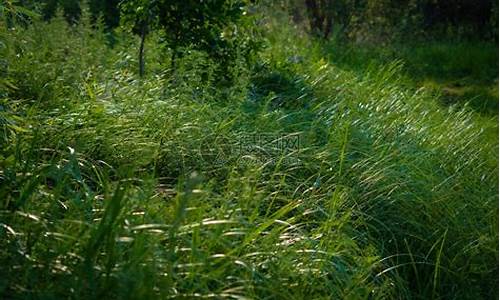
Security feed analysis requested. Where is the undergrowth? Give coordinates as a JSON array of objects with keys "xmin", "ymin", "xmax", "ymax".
[{"xmin": 0, "ymin": 12, "xmax": 498, "ymax": 300}]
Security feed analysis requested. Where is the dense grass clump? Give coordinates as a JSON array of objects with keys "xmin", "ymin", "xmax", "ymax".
[{"xmin": 0, "ymin": 12, "xmax": 498, "ymax": 300}]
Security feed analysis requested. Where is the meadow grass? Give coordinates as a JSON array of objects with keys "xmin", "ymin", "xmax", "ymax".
[
  {"xmin": 324, "ymin": 36, "xmax": 499, "ymax": 115},
  {"xmin": 0, "ymin": 14, "xmax": 498, "ymax": 299}
]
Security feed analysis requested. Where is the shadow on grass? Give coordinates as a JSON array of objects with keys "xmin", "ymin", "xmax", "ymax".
[{"xmin": 248, "ymin": 63, "xmax": 314, "ymax": 110}]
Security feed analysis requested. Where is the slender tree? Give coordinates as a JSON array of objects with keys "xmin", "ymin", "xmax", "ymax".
[
  {"xmin": 120, "ymin": 0, "xmax": 252, "ymax": 77},
  {"xmin": 120, "ymin": 0, "xmax": 157, "ymax": 77}
]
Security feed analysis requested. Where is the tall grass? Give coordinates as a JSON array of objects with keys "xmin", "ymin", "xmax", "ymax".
[{"xmin": 0, "ymin": 11, "xmax": 498, "ymax": 300}]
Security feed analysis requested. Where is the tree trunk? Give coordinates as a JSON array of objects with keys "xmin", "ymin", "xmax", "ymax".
[
  {"xmin": 171, "ymin": 49, "xmax": 177, "ymax": 70},
  {"xmin": 139, "ymin": 23, "xmax": 147, "ymax": 77},
  {"xmin": 305, "ymin": 0, "xmax": 321, "ymax": 35},
  {"xmin": 305, "ymin": 0, "xmax": 332, "ymax": 38},
  {"xmin": 323, "ymin": 0, "xmax": 334, "ymax": 39}
]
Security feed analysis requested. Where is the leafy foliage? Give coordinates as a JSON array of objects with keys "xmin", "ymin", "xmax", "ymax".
[
  {"xmin": 88, "ymin": 0, "xmax": 121, "ymax": 30},
  {"xmin": 40, "ymin": 0, "xmax": 81, "ymax": 24},
  {"xmin": 120, "ymin": 0, "xmax": 261, "ymax": 79}
]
